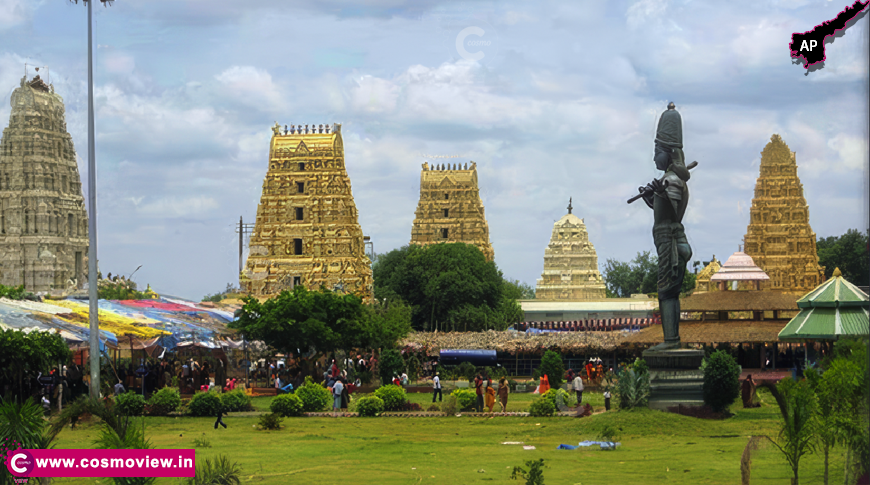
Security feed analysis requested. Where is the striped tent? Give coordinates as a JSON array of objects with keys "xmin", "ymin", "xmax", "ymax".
[{"xmin": 779, "ymin": 267, "xmax": 869, "ymax": 340}]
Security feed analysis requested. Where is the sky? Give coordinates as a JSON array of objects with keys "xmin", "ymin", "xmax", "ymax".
[{"xmin": 0, "ymin": 0, "xmax": 867, "ymax": 301}]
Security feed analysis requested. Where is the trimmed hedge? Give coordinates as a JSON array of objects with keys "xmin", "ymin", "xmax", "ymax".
[
  {"xmin": 373, "ymin": 385, "xmax": 406, "ymax": 411},
  {"xmin": 450, "ymin": 389, "xmax": 476, "ymax": 411},
  {"xmin": 703, "ymin": 350, "xmax": 741, "ymax": 413},
  {"xmin": 270, "ymin": 394, "xmax": 304, "ymax": 417},
  {"xmin": 296, "ymin": 382, "xmax": 331, "ymax": 412},
  {"xmin": 147, "ymin": 387, "xmax": 182, "ymax": 416},
  {"xmin": 115, "ymin": 391, "xmax": 145, "ymax": 416},
  {"xmin": 529, "ymin": 397, "xmax": 556, "ymax": 417},
  {"xmin": 355, "ymin": 396, "xmax": 385, "ymax": 417},
  {"xmin": 188, "ymin": 390, "xmax": 223, "ymax": 417},
  {"xmin": 220, "ymin": 389, "xmax": 253, "ymax": 412}
]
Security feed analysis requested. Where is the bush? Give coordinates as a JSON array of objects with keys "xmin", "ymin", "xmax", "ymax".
[
  {"xmin": 115, "ymin": 391, "xmax": 145, "ymax": 416},
  {"xmin": 374, "ymin": 384, "xmax": 407, "ymax": 411},
  {"xmin": 355, "ymin": 396, "xmax": 385, "ymax": 417},
  {"xmin": 257, "ymin": 413, "xmax": 283, "ymax": 430},
  {"xmin": 540, "ymin": 388, "xmax": 575, "ymax": 409},
  {"xmin": 220, "ymin": 389, "xmax": 253, "ymax": 412},
  {"xmin": 185, "ymin": 455, "xmax": 242, "ymax": 485},
  {"xmin": 441, "ymin": 395, "xmax": 459, "ymax": 415},
  {"xmin": 529, "ymin": 397, "xmax": 556, "ymax": 417},
  {"xmin": 615, "ymin": 367, "xmax": 650, "ymax": 410},
  {"xmin": 703, "ymin": 350, "xmax": 741, "ymax": 413},
  {"xmin": 508, "ymin": 379, "xmax": 518, "ymax": 391},
  {"xmin": 188, "ymin": 390, "xmax": 223, "ymax": 417},
  {"xmin": 147, "ymin": 387, "xmax": 182, "ymax": 416},
  {"xmin": 378, "ymin": 349, "xmax": 406, "ymax": 384},
  {"xmin": 450, "ymin": 389, "xmax": 476, "ymax": 411},
  {"xmin": 270, "ymin": 394, "xmax": 304, "ymax": 417},
  {"xmin": 401, "ymin": 401, "xmax": 422, "ymax": 411},
  {"xmin": 540, "ymin": 350, "xmax": 565, "ymax": 389},
  {"xmin": 426, "ymin": 404, "xmax": 441, "ymax": 412},
  {"xmin": 295, "ymin": 382, "xmax": 331, "ymax": 412},
  {"xmin": 454, "ymin": 362, "xmax": 478, "ymax": 381}
]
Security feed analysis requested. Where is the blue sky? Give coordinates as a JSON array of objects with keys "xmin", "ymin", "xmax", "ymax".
[{"xmin": 0, "ymin": 0, "xmax": 867, "ymax": 300}]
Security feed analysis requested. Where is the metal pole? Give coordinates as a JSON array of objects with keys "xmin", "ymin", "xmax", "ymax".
[
  {"xmin": 87, "ymin": 0, "xmax": 100, "ymax": 400},
  {"xmin": 239, "ymin": 216, "xmax": 243, "ymax": 276}
]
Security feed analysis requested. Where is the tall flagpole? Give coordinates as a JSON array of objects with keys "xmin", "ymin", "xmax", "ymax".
[{"xmin": 87, "ymin": 0, "xmax": 100, "ymax": 400}]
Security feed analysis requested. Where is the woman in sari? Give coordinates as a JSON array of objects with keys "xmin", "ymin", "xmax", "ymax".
[
  {"xmin": 539, "ymin": 374, "xmax": 550, "ymax": 395},
  {"xmin": 484, "ymin": 377, "xmax": 496, "ymax": 412}
]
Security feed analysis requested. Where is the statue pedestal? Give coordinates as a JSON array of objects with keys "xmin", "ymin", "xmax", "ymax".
[{"xmin": 642, "ymin": 348, "xmax": 705, "ymax": 411}]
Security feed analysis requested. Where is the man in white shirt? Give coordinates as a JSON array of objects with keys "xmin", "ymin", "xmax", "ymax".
[
  {"xmin": 572, "ymin": 374, "xmax": 584, "ymax": 405},
  {"xmin": 332, "ymin": 379, "xmax": 344, "ymax": 412},
  {"xmin": 432, "ymin": 372, "xmax": 442, "ymax": 403}
]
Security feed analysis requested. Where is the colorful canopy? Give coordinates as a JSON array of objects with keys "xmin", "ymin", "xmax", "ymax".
[{"xmin": 779, "ymin": 268, "xmax": 869, "ymax": 340}]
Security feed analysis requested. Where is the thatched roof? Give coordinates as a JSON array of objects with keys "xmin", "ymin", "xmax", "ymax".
[
  {"xmin": 681, "ymin": 291, "xmax": 799, "ymax": 312},
  {"xmin": 621, "ymin": 320, "xmax": 789, "ymax": 345},
  {"xmin": 401, "ymin": 330, "xmax": 626, "ymax": 355}
]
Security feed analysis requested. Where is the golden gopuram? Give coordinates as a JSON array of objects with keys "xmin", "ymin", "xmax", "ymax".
[
  {"xmin": 241, "ymin": 122, "xmax": 373, "ymax": 302},
  {"xmin": 409, "ymin": 161, "xmax": 494, "ymax": 261},
  {"xmin": 742, "ymin": 134, "xmax": 825, "ymax": 293},
  {"xmin": 693, "ymin": 256, "xmax": 722, "ymax": 293},
  {"xmin": 535, "ymin": 199, "xmax": 606, "ymax": 300},
  {"xmin": 0, "ymin": 74, "xmax": 88, "ymax": 293}
]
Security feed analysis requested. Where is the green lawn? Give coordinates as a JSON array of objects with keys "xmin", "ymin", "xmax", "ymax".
[{"xmin": 49, "ymin": 389, "xmax": 844, "ymax": 485}]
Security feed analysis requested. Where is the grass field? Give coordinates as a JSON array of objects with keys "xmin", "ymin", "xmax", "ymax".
[{"xmin": 49, "ymin": 388, "xmax": 844, "ymax": 485}]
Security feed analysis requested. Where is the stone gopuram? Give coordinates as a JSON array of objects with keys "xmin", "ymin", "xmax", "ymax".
[
  {"xmin": 743, "ymin": 135, "xmax": 825, "ymax": 294},
  {"xmin": 0, "ymin": 74, "xmax": 88, "ymax": 292},
  {"xmin": 241, "ymin": 123, "xmax": 373, "ymax": 302},
  {"xmin": 410, "ymin": 161, "xmax": 494, "ymax": 261},
  {"xmin": 535, "ymin": 199, "xmax": 606, "ymax": 300}
]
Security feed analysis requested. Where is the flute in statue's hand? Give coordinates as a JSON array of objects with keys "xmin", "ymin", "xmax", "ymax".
[{"xmin": 626, "ymin": 161, "xmax": 698, "ymax": 204}]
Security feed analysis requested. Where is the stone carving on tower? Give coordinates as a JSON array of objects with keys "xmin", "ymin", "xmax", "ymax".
[
  {"xmin": 0, "ymin": 73, "xmax": 89, "ymax": 293},
  {"xmin": 535, "ymin": 199, "xmax": 606, "ymax": 300},
  {"xmin": 410, "ymin": 161, "xmax": 494, "ymax": 261},
  {"xmin": 742, "ymin": 135, "xmax": 824, "ymax": 294},
  {"xmin": 240, "ymin": 123, "xmax": 373, "ymax": 302}
]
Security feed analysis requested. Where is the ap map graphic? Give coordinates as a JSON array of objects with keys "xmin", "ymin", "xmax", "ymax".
[{"xmin": 790, "ymin": 0, "xmax": 869, "ymax": 69}]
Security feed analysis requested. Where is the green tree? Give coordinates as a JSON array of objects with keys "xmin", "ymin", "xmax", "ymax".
[
  {"xmin": 765, "ymin": 378, "xmax": 816, "ymax": 485},
  {"xmin": 0, "ymin": 329, "xmax": 71, "ymax": 400},
  {"xmin": 359, "ymin": 299, "xmax": 413, "ymax": 351},
  {"xmin": 378, "ymin": 349, "xmax": 405, "ymax": 385},
  {"xmin": 539, "ymin": 350, "xmax": 565, "ymax": 389},
  {"xmin": 230, "ymin": 286, "xmax": 371, "ymax": 377},
  {"xmin": 511, "ymin": 458, "xmax": 546, "ymax": 485},
  {"xmin": 702, "ymin": 350, "xmax": 741, "ymax": 413},
  {"xmin": 817, "ymin": 229, "xmax": 870, "ymax": 286},
  {"xmin": 603, "ymin": 251, "xmax": 658, "ymax": 297},
  {"xmin": 373, "ymin": 243, "xmax": 518, "ymax": 331},
  {"xmin": 504, "ymin": 279, "xmax": 536, "ymax": 299}
]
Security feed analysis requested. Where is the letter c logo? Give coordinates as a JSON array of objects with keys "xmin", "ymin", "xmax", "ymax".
[
  {"xmin": 9, "ymin": 452, "xmax": 34, "ymax": 475},
  {"xmin": 456, "ymin": 26, "xmax": 485, "ymax": 61}
]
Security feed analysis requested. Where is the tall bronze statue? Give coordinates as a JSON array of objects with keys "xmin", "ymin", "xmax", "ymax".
[{"xmin": 629, "ymin": 102, "xmax": 697, "ymax": 351}]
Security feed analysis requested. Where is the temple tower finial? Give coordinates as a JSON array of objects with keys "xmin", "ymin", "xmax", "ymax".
[{"xmin": 567, "ymin": 197, "xmax": 573, "ymax": 215}]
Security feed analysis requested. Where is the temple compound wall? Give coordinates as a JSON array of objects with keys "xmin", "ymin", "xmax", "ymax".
[
  {"xmin": 743, "ymin": 135, "xmax": 825, "ymax": 294},
  {"xmin": 241, "ymin": 123, "xmax": 373, "ymax": 302},
  {"xmin": 410, "ymin": 162, "xmax": 494, "ymax": 261},
  {"xmin": 0, "ymin": 75, "xmax": 88, "ymax": 292},
  {"xmin": 535, "ymin": 204, "xmax": 606, "ymax": 300}
]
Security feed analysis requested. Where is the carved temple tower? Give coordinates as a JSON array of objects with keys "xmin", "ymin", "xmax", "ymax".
[
  {"xmin": 535, "ymin": 199, "xmax": 606, "ymax": 300},
  {"xmin": 0, "ymin": 74, "xmax": 88, "ymax": 292},
  {"xmin": 410, "ymin": 161, "xmax": 494, "ymax": 261},
  {"xmin": 742, "ymin": 135, "xmax": 824, "ymax": 293},
  {"xmin": 241, "ymin": 123, "xmax": 373, "ymax": 302}
]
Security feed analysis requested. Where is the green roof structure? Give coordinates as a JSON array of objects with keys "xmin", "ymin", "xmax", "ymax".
[{"xmin": 778, "ymin": 267, "xmax": 869, "ymax": 340}]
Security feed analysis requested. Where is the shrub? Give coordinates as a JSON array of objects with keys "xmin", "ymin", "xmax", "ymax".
[
  {"xmin": 355, "ymin": 396, "xmax": 385, "ymax": 417},
  {"xmin": 257, "ymin": 413, "xmax": 283, "ymax": 430},
  {"xmin": 540, "ymin": 350, "xmax": 566, "ymax": 389},
  {"xmin": 147, "ymin": 387, "xmax": 181, "ymax": 416},
  {"xmin": 378, "ymin": 349, "xmax": 406, "ymax": 384},
  {"xmin": 192, "ymin": 437, "xmax": 211, "ymax": 448},
  {"xmin": 220, "ymin": 389, "xmax": 253, "ymax": 412},
  {"xmin": 454, "ymin": 362, "xmax": 478, "ymax": 381},
  {"xmin": 529, "ymin": 397, "xmax": 556, "ymax": 417},
  {"xmin": 615, "ymin": 367, "xmax": 650, "ymax": 410},
  {"xmin": 185, "ymin": 455, "xmax": 242, "ymax": 485},
  {"xmin": 374, "ymin": 384, "xmax": 407, "ymax": 411},
  {"xmin": 450, "ymin": 389, "xmax": 476, "ymax": 411},
  {"xmin": 508, "ymin": 379, "xmax": 519, "ymax": 391},
  {"xmin": 426, "ymin": 404, "xmax": 441, "ymax": 412},
  {"xmin": 540, "ymin": 388, "xmax": 575, "ymax": 409},
  {"xmin": 295, "ymin": 382, "xmax": 331, "ymax": 412},
  {"xmin": 270, "ymin": 393, "xmax": 304, "ymax": 417},
  {"xmin": 441, "ymin": 395, "xmax": 458, "ymax": 415},
  {"xmin": 598, "ymin": 424, "xmax": 620, "ymax": 443},
  {"xmin": 115, "ymin": 391, "xmax": 145, "ymax": 416},
  {"xmin": 703, "ymin": 350, "xmax": 741, "ymax": 413},
  {"xmin": 511, "ymin": 458, "xmax": 546, "ymax": 485},
  {"xmin": 401, "ymin": 401, "xmax": 422, "ymax": 411},
  {"xmin": 188, "ymin": 390, "xmax": 223, "ymax": 417}
]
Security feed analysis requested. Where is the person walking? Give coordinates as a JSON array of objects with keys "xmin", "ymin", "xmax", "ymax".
[
  {"xmin": 332, "ymin": 377, "xmax": 344, "ymax": 412},
  {"xmin": 603, "ymin": 390, "xmax": 612, "ymax": 411},
  {"xmin": 484, "ymin": 376, "xmax": 496, "ymax": 412},
  {"xmin": 214, "ymin": 403, "xmax": 227, "ymax": 429},
  {"xmin": 474, "ymin": 373, "xmax": 484, "ymax": 412},
  {"xmin": 113, "ymin": 380, "xmax": 125, "ymax": 396},
  {"xmin": 572, "ymin": 373, "xmax": 584, "ymax": 405},
  {"xmin": 497, "ymin": 378, "xmax": 509, "ymax": 413},
  {"xmin": 432, "ymin": 372, "xmax": 442, "ymax": 403}
]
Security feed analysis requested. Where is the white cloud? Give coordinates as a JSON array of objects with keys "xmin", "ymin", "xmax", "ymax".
[
  {"xmin": 626, "ymin": 0, "xmax": 668, "ymax": 30},
  {"xmin": 828, "ymin": 133, "xmax": 868, "ymax": 171},
  {"xmin": 138, "ymin": 196, "xmax": 220, "ymax": 217},
  {"xmin": 0, "ymin": 0, "xmax": 37, "ymax": 30},
  {"xmin": 214, "ymin": 65, "xmax": 283, "ymax": 108}
]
